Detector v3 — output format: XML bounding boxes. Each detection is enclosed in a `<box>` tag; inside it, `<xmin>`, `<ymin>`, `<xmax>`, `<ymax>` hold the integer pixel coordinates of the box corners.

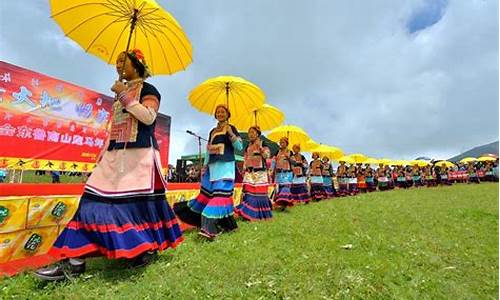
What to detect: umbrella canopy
<box><xmin>309</xmin><ymin>145</ymin><xmax>344</xmax><ymax>160</ymax></box>
<box><xmin>336</xmin><ymin>155</ymin><xmax>356</xmax><ymax>164</ymax></box>
<box><xmin>346</xmin><ymin>153</ymin><xmax>368</xmax><ymax>164</ymax></box>
<box><xmin>435</xmin><ymin>160</ymin><xmax>455</xmax><ymax>168</ymax></box>
<box><xmin>363</xmin><ymin>158</ymin><xmax>380</xmax><ymax>165</ymax></box>
<box><xmin>50</xmin><ymin>0</ymin><xmax>192</xmax><ymax>75</ymax></box>
<box><xmin>302</xmin><ymin>139</ymin><xmax>321</xmax><ymax>152</ymax></box>
<box><xmin>410</xmin><ymin>160</ymin><xmax>430</xmax><ymax>167</ymax></box>
<box><xmin>477</xmin><ymin>156</ymin><xmax>496</xmax><ymax>162</ymax></box>
<box><xmin>377</xmin><ymin>158</ymin><xmax>392</xmax><ymax>166</ymax></box>
<box><xmin>267</xmin><ymin>125</ymin><xmax>310</xmax><ymax>148</ymax></box>
<box><xmin>392</xmin><ymin>160</ymin><xmax>410</xmax><ymax>166</ymax></box>
<box><xmin>232</xmin><ymin>104</ymin><xmax>284</xmax><ymax>132</ymax></box>
<box><xmin>188</xmin><ymin>76</ymin><xmax>265</xmax><ymax>118</ymax></box>
<box><xmin>459</xmin><ymin>157</ymin><xmax>477</xmax><ymax>164</ymax></box>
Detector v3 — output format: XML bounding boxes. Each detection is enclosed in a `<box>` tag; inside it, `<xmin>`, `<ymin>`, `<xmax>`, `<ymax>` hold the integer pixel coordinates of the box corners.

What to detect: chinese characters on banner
<box><xmin>0</xmin><ymin>61</ymin><xmax>170</xmax><ymax>172</ymax></box>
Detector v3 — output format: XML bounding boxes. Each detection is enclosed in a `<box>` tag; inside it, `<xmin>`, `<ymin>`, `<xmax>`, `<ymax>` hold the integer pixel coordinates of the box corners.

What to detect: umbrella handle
<box><xmin>118</xmin><ymin>8</ymin><xmax>140</xmax><ymax>82</ymax></box>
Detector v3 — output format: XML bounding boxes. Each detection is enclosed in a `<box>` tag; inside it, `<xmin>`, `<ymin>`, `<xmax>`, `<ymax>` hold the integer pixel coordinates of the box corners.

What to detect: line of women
<box><xmin>33</xmin><ymin>59</ymin><xmax>497</xmax><ymax>281</ymax></box>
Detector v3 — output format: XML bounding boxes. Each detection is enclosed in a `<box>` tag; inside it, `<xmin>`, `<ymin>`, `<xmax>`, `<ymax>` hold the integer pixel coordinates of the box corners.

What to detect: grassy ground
<box><xmin>1</xmin><ymin>183</ymin><xmax>498</xmax><ymax>299</ymax></box>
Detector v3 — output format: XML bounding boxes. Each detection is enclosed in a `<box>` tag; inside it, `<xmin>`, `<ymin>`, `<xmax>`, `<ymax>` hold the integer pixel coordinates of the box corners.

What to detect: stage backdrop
<box><xmin>0</xmin><ymin>61</ymin><xmax>170</xmax><ymax>173</ymax></box>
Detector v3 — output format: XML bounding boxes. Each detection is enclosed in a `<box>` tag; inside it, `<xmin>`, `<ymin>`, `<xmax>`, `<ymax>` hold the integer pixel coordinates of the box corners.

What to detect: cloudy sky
<box><xmin>1</xmin><ymin>0</ymin><xmax>498</xmax><ymax>162</ymax></box>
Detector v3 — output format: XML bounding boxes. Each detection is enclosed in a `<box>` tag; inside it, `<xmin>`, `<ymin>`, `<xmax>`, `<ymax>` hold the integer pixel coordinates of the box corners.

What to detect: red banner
<box><xmin>0</xmin><ymin>61</ymin><xmax>170</xmax><ymax>171</ymax></box>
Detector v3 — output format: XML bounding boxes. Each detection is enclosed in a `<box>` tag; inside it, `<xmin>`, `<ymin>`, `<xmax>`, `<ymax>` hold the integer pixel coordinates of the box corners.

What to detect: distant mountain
<box><xmin>449</xmin><ymin>141</ymin><xmax>499</xmax><ymax>162</ymax></box>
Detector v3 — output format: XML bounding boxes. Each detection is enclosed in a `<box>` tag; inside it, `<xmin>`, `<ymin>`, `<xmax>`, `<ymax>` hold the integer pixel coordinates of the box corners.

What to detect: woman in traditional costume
<box><xmin>364</xmin><ymin>163</ymin><xmax>376</xmax><ymax>192</ymax></box>
<box><xmin>234</xmin><ymin>126</ymin><xmax>273</xmax><ymax>221</ymax></box>
<box><xmin>438</xmin><ymin>163</ymin><xmax>452</xmax><ymax>186</ymax></box>
<box><xmin>377</xmin><ymin>163</ymin><xmax>389</xmax><ymax>191</ymax></box>
<box><xmin>272</xmin><ymin>137</ymin><xmax>295</xmax><ymax>210</ymax></box>
<box><xmin>356</xmin><ymin>163</ymin><xmax>367</xmax><ymax>193</ymax></box>
<box><xmin>309</xmin><ymin>152</ymin><xmax>327</xmax><ymax>201</ymax></box>
<box><xmin>412</xmin><ymin>165</ymin><xmax>423</xmax><ymax>187</ymax></box>
<box><xmin>467</xmin><ymin>162</ymin><xmax>480</xmax><ymax>184</ymax></box>
<box><xmin>321</xmin><ymin>156</ymin><xmax>336</xmax><ymax>198</ymax></box>
<box><xmin>36</xmin><ymin>49</ymin><xmax>183</xmax><ymax>281</ymax></box>
<box><xmin>290</xmin><ymin>144</ymin><xmax>311</xmax><ymax>203</ymax></box>
<box><xmin>174</xmin><ymin>105</ymin><xmax>243</xmax><ymax>240</ymax></box>
<box><xmin>336</xmin><ymin>160</ymin><xmax>349</xmax><ymax>196</ymax></box>
<box><xmin>347</xmin><ymin>164</ymin><xmax>359</xmax><ymax>195</ymax></box>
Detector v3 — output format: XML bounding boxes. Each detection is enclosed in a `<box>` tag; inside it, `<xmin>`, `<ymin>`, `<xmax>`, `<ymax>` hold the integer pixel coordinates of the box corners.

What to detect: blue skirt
<box><xmin>50</xmin><ymin>190</ymin><xmax>183</xmax><ymax>259</ymax></box>
<box><xmin>174</xmin><ymin>171</ymin><xmax>237</xmax><ymax>237</ymax></box>
<box><xmin>235</xmin><ymin>184</ymin><xmax>273</xmax><ymax>221</ymax></box>
<box><xmin>290</xmin><ymin>182</ymin><xmax>311</xmax><ymax>203</ymax></box>
<box><xmin>310</xmin><ymin>182</ymin><xmax>326</xmax><ymax>201</ymax></box>
<box><xmin>275</xmin><ymin>183</ymin><xmax>294</xmax><ymax>207</ymax></box>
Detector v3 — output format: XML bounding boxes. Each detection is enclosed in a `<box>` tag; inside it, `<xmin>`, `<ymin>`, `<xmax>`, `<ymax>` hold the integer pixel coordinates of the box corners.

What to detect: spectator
<box><xmin>51</xmin><ymin>171</ymin><xmax>61</xmax><ymax>183</ymax></box>
<box><xmin>0</xmin><ymin>169</ymin><xmax>6</xmax><ymax>183</ymax></box>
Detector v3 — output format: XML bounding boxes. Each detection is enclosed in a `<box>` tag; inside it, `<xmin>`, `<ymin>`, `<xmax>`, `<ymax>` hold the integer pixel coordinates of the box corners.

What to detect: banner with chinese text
<box><xmin>0</xmin><ymin>61</ymin><xmax>170</xmax><ymax>172</ymax></box>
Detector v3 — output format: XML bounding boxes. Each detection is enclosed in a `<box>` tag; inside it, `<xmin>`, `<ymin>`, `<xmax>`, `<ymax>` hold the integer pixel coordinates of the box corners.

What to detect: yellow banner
<box><xmin>0</xmin><ymin>186</ymin><xmax>274</xmax><ymax>263</ymax></box>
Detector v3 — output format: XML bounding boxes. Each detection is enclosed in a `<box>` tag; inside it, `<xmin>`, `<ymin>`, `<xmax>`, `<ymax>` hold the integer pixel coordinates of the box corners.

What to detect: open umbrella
<box><xmin>392</xmin><ymin>160</ymin><xmax>410</xmax><ymax>166</ymax></box>
<box><xmin>309</xmin><ymin>145</ymin><xmax>344</xmax><ymax>160</ymax></box>
<box><xmin>459</xmin><ymin>157</ymin><xmax>477</xmax><ymax>164</ymax></box>
<box><xmin>346</xmin><ymin>153</ymin><xmax>368</xmax><ymax>164</ymax></box>
<box><xmin>477</xmin><ymin>156</ymin><xmax>496</xmax><ymax>162</ymax></box>
<box><xmin>435</xmin><ymin>161</ymin><xmax>455</xmax><ymax>168</ymax></box>
<box><xmin>336</xmin><ymin>155</ymin><xmax>356</xmax><ymax>164</ymax></box>
<box><xmin>50</xmin><ymin>0</ymin><xmax>192</xmax><ymax>76</ymax></box>
<box><xmin>267</xmin><ymin>125</ymin><xmax>310</xmax><ymax>148</ymax></box>
<box><xmin>410</xmin><ymin>160</ymin><xmax>430</xmax><ymax>167</ymax></box>
<box><xmin>363</xmin><ymin>158</ymin><xmax>380</xmax><ymax>165</ymax></box>
<box><xmin>232</xmin><ymin>104</ymin><xmax>284</xmax><ymax>132</ymax></box>
<box><xmin>188</xmin><ymin>76</ymin><xmax>265</xmax><ymax>118</ymax></box>
<box><xmin>302</xmin><ymin>139</ymin><xmax>321</xmax><ymax>152</ymax></box>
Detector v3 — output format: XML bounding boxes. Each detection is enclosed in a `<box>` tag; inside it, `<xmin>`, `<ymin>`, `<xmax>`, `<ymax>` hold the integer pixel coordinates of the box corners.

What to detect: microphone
<box><xmin>186</xmin><ymin>130</ymin><xmax>195</xmax><ymax>136</ymax></box>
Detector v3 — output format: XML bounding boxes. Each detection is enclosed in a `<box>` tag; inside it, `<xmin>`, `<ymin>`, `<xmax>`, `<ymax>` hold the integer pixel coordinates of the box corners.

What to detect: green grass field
<box><xmin>1</xmin><ymin>183</ymin><xmax>498</xmax><ymax>299</ymax></box>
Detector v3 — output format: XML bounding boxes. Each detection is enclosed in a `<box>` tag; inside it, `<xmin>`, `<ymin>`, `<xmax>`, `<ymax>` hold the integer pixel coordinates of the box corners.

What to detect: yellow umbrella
<box><xmin>477</xmin><ymin>156</ymin><xmax>496</xmax><ymax>162</ymax></box>
<box><xmin>232</xmin><ymin>104</ymin><xmax>284</xmax><ymax>132</ymax></box>
<box><xmin>346</xmin><ymin>153</ymin><xmax>368</xmax><ymax>164</ymax></box>
<box><xmin>188</xmin><ymin>76</ymin><xmax>265</xmax><ymax>118</ymax></box>
<box><xmin>377</xmin><ymin>158</ymin><xmax>392</xmax><ymax>166</ymax></box>
<box><xmin>410</xmin><ymin>160</ymin><xmax>430</xmax><ymax>167</ymax></box>
<box><xmin>435</xmin><ymin>161</ymin><xmax>455</xmax><ymax>168</ymax></box>
<box><xmin>392</xmin><ymin>160</ymin><xmax>410</xmax><ymax>166</ymax></box>
<box><xmin>310</xmin><ymin>145</ymin><xmax>344</xmax><ymax>160</ymax></box>
<box><xmin>459</xmin><ymin>157</ymin><xmax>477</xmax><ymax>164</ymax></box>
<box><xmin>336</xmin><ymin>155</ymin><xmax>355</xmax><ymax>164</ymax></box>
<box><xmin>302</xmin><ymin>139</ymin><xmax>321</xmax><ymax>152</ymax></box>
<box><xmin>363</xmin><ymin>158</ymin><xmax>380</xmax><ymax>165</ymax></box>
<box><xmin>267</xmin><ymin>125</ymin><xmax>310</xmax><ymax>148</ymax></box>
<box><xmin>50</xmin><ymin>0</ymin><xmax>192</xmax><ymax>76</ymax></box>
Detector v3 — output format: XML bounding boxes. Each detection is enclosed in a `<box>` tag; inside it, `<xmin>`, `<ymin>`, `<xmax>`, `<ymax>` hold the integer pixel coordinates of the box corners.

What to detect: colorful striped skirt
<box><xmin>323</xmin><ymin>177</ymin><xmax>336</xmax><ymax>198</ymax></box>
<box><xmin>365</xmin><ymin>177</ymin><xmax>376</xmax><ymax>192</ymax></box>
<box><xmin>337</xmin><ymin>177</ymin><xmax>349</xmax><ymax>196</ymax></box>
<box><xmin>274</xmin><ymin>171</ymin><xmax>294</xmax><ymax>207</ymax></box>
<box><xmin>235</xmin><ymin>183</ymin><xmax>273</xmax><ymax>221</ymax></box>
<box><xmin>291</xmin><ymin>177</ymin><xmax>311</xmax><ymax>203</ymax></box>
<box><xmin>174</xmin><ymin>171</ymin><xmax>237</xmax><ymax>238</ymax></box>
<box><xmin>310</xmin><ymin>176</ymin><xmax>326</xmax><ymax>201</ymax></box>
<box><xmin>49</xmin><ymin>190</ymin><xmax>183</xmax><ymax>260</ymax></box>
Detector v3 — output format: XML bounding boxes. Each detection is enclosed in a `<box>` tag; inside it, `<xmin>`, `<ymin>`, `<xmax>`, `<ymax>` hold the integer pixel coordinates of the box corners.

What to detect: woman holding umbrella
<box><xmin>234</xmin><ymin>126</ymin><xmax>273</xmax><ymax>221</ymax></box>
<box><xmin>309</xmin><ymin>152</ymin><xmax>327</xmax><ymax>201</ymax></box>
<box><xmin>174</xmin><ymin>105</ymin><xmax>243</xmax><ymax>240</ymax></box>
<box><xmin>36</xmin><ymin>49</ymin><xmax>184</xmax><ymax>281</ymax></box>
<box><xmin>290</xmin><ymin>144</ymin><xmax>311</xmax><ymax>203</ymax></box>
<box><xmin>273</xmin><ymin>137</ymin><xmax>295</xmax><ymax>210</ymax></box>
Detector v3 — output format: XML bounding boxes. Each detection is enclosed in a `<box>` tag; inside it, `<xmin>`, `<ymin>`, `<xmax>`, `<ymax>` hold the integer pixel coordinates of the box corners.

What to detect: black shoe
<box><xmin>34</xmin><ymin>260</ymin><xmax>86</xmax><ymax>281</ymax></box>
<box><xmin>130</xmin><ymin>251</ymin><xmax>157</xmax><ymax>268</ymax></box>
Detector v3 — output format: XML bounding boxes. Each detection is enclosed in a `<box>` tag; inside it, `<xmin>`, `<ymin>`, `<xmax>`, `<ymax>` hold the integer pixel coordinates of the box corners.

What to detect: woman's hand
<box><xmin>111</xmin><ymin>80</ymin><xmax>127</xmax><ymax>94</ymax></box>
